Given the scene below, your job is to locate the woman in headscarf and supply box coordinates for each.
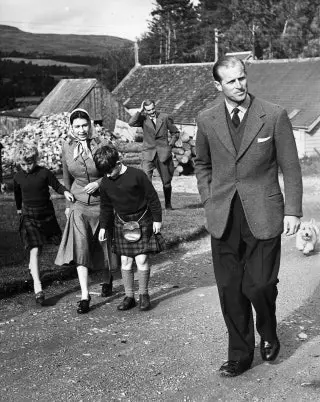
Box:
[55,109,119,313]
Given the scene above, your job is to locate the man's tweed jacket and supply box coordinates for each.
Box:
[129,111,179,163]
[195,96,303,240]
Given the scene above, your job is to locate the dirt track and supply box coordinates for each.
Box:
[1,175,320,401]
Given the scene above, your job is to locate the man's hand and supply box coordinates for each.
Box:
[153,222,162,234]
[98,228,106,242]
[84,182,99,194]
[64,190,74,202]
[284,215,300,236]
[17,210,22,215]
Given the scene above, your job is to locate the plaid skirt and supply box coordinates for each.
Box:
[19,201,62,251]
[112,208,165,257]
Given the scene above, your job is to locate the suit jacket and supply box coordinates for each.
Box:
[62,136,108,206]
[195,96,303,240]
[129,111,179,162]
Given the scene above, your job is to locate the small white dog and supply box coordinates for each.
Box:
[296,219,319,255]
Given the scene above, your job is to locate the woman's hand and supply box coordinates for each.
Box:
[84,181,99,194]
[98,228,106,242]
[64,190,74,202]
[153,222,162,234]
[65,208,70,218]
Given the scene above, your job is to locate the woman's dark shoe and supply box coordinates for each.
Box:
[139,294,151,311]
[100,276,113,297]
[117,296,136,311]
[77,295,91,314]
[35,291,45,306]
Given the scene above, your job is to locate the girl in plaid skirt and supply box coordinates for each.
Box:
[13,144,74,305]
[94,145,165,311]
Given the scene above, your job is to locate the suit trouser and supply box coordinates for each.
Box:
[211,193,281,362]
[142,155,174,188]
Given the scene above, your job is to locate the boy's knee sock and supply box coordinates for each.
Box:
[121,269,134,298]
[138,269,150,295]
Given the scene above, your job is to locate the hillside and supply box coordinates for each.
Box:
[0,25,133,58]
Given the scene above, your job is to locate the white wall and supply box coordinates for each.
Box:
[305,127,320,157]
[293,129,306,158]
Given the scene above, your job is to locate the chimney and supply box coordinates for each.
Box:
[134,42,141,66]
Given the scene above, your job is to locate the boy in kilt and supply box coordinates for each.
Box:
[94,144,165,311]
[13,144,74,305]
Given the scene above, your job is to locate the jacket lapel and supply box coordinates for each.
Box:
[236,97,265,161]
[88,136,100,157]
[146,116,156,133]
[212,102,237,158]
[155,114,164,136]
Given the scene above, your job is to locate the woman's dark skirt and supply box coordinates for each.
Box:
[19,201,61,251]
[112,208,165,257]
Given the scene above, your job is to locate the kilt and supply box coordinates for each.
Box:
[112,207,165,257]
[19,201,62,251]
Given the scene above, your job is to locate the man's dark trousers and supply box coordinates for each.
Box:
[211,193,281,362]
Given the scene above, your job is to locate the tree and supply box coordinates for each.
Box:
[195,0,233,61]
[139,0,199,64]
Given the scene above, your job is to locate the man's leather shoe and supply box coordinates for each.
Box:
[139,294,151,311]
[219,360,251,377]
[117,296,136,311]
[260,338,280,361]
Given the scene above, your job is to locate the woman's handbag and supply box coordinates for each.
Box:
[118,208,148,242]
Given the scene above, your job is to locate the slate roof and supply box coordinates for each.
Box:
[31,79,98,118]
[112,63,219,125]
[245,58,320,131]
[112,58,320,130]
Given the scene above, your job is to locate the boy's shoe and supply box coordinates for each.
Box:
[35,291,45,306]
[100,276,113,297]
[77,295,91,314]
[117,296,136,311]
[139,294,151,311]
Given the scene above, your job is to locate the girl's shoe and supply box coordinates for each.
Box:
[35,291,45,306]
[100,276,113,297]
[77,295,91,314]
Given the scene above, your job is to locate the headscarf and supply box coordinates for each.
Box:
[69,108,93,160]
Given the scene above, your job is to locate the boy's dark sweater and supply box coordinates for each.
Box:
[99,166,162,230]
[13,165,67,209]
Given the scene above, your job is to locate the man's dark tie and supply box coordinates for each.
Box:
[151,118,156,129]
[232,108,240,128]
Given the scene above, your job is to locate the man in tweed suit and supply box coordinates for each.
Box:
[129,100,180,209]
[195,56,303,377]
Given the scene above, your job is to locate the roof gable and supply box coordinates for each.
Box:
[31,79,97,118]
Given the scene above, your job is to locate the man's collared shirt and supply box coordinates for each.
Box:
[225,95,251,123]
